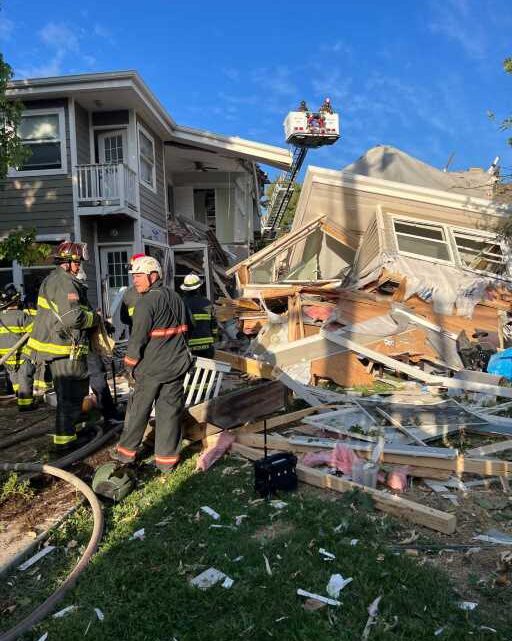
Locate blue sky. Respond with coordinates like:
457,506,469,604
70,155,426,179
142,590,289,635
1,0,511,179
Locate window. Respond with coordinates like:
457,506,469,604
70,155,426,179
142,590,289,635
14,108,67,175
138,125,156,191
453,232,507,276
393,219,452,262
390,214,511,279
107,250,129,289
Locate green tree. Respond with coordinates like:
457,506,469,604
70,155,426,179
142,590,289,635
264,180,302,232
0,228,51,266
501,57,512,146
0,52,28,179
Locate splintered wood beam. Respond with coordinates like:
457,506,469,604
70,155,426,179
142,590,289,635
234,432,511,477
233,433,450,480
231,443,456,534
214,351,275,380
235,404,341,435
320,220,359,250
187,380,286,429
465,439,512,458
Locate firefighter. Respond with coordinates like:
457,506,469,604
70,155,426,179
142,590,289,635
319,96,334,114
119,253,145,332
76,264,123,427
111,256,192,472
27,241,99,451
180,274,218,358
0,284,36,411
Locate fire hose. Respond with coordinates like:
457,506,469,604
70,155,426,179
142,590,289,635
0,332,30,367
0,463,104,641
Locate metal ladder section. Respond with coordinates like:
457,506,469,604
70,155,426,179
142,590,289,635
263,145,308,234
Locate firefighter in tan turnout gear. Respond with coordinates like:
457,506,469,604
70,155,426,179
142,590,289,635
112,256,192,472
27,241,99,451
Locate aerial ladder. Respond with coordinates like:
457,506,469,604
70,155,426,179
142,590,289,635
261,99,341,237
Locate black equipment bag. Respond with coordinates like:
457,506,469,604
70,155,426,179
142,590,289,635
254,420,298,498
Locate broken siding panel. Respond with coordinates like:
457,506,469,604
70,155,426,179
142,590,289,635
353,214,380,275
318,234,355,279
136,116,166,229
75,102,91,165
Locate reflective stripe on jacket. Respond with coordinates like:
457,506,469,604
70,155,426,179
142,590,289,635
120,286,141,328
0,308,33,366
182,292,217,352
27,267,98,362
123,280,192,383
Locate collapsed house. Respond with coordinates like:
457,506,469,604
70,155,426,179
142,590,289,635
220,145,512,389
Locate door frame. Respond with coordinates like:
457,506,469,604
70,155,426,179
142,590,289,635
98,243,133,317
97,129,128,165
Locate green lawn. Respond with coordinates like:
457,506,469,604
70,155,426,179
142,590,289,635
1,453,508,640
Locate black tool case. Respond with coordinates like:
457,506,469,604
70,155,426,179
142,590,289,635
253,420,298,497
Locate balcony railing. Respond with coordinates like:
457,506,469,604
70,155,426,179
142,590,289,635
75,163,137,211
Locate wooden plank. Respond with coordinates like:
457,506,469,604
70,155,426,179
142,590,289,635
234,432,511,476
465,440,512,458
235,404,342,435
184,421,222,442
231,443,457,534
212,270,232,300
320,220,359,250
234,433,451,480
323,329,512,400
321,329,440,383
187,380,287,429
237,432,456,459
311,351,376,388
214,351,275,380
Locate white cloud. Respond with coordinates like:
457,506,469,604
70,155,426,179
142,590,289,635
39,22,79,53
428,0,487,59
252,65,297,97
0,16,14,40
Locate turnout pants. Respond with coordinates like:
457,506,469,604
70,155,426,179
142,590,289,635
118,374,185,470
87,352,116,420
5,360,35,410
49,357,89,448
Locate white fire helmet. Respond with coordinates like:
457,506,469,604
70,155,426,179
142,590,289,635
129,256,162,278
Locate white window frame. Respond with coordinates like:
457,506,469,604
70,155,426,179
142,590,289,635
391,214,455,266
389,212,512,281
450,226,511,280
9,107,68,177
137,123,156,193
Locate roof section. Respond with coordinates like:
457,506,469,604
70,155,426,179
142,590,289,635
342,145,494,199
7,71,291,170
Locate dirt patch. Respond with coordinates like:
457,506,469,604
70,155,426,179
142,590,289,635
252,520,295,544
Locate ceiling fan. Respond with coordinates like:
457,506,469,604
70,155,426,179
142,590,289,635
193,161,218,172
